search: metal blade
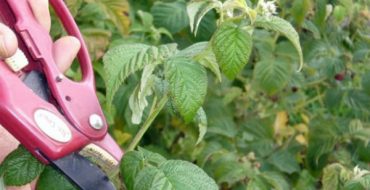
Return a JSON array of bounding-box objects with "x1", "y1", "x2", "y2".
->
[
  {"x1": 49, "y1": 153, "x2": 116, "y2": 190},
  {"x1": 23, "y1": 71, "x2": 50, "y2": 100}
]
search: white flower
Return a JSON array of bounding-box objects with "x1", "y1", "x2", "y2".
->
[
  {"x1": 259, "y1": 0, "x2": 277, "y2": 17},
  {"x1": 353, "y1": 165, "x2": 370, "y2": 179}
]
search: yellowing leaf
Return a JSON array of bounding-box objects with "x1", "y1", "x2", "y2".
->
[
  {"x1": 113, "y1": 130, "x2": 132, "y2": 146},
  {"x1": 81, "y1": 28, "x2": 111, "y2": 60},
  {"x1": 296, "y1": 134, "x2": 308, "y2": 146},
  {"x1": 274, "y1": 111, "x2": 289, "y2": 136},
  {"x1": 295, "y1": 124, "x2": 309, "y2": 134},
  {"x1": 87, "y1": 0, "x2": 131, "y2": 35},
  {"x1": 274, "y1": 111, "x2": 294, "y2": 145},
  {"x1": 301, "y1": 113, "x2": 310, "y2": 124}
]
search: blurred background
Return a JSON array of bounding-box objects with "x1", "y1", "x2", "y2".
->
[{"x1": 53, "y1": 0, "x2": 370, "y2": 189}]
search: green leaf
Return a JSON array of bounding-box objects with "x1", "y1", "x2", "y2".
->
[
  {"x1": 302, "y1": 20, "x2": 321, "y2": 39},
  {"x1": 158, "y1": 44, "x2": 179, "y2": 59},
  {"x1": 322, "y1": 163, "x2": 351, "y2": 190},
  {"x1": 158, "y1": 160, "x2": 218, "y2": 190},
  {"x1": 176, "y1": 42, "x2": 222, "y2": 82},
  {"x1": 291, "y1": 0, "x2": 312, "y2": 26},
  {"x1": 137, "y1": 10, "x2": 154, "y2": 29},
  {"x1": 206, "y1": 98, "x2": 237, "y2": 138},
  {"x1": 129, "y1": 64, "x2": 156, "y2": 124},
  {"x1": 104, "y1": 43, "x2": 177, "y2": 109},
  {"x1": 194, "y1": 108, "x2": 208, "y2": 144},
  {"x1": 241, "y1": 119, "x2": 275, "y2": 157},
  {"x1": 151, "y1": 1, "x2": 189, "y2": 33},
  {"x1": 362, "y1": 72, "x2": 370, "y2": 95},
  {"x1": 123, "y1": 149, "x2": 217, "y2": 190},
  {"x1": 121, "y1": 149, "x2": 167, "y2": 190},
  {"x1": 254, "y1": 59, "x2": 292, "y2": 95},
  {"x1": 103, "y1": 44, "x2": 150, "y2": 108},
  {"x1": 307, "y1": 117, "x2": 339, "y2": 169},
  {"x1": 165, "y1": 57, "x2": 208, "y2": 122},
  {"x1": 196, "y1": 142, "x2": 224, "y2": 167},
  {"x1": 212, "y1": 22, "x2": 253, "y2": 79},
  {"x1": 208, "y1": 152, "x2": 252, "y2": 186},
  {"x1": 133, "y1": 166, "x2": 172, "y2": 190},
  {"x1": 187, "y1": 0, "x2": 222, "y2": 35},
  {"x1": 254, "y1": 16, "x2": 304, "y2": 71},
  {"x1": 333, "y1": 5, "x2": 347, "y2": 23},
  {"x1": 344, "y1": 175, "x2": 370, "y2": 190},
  {"x1": 222, "y1": 87, "x2": 242, "y2": 105},
  {"x1": 325, "y1": 89, "x2": 344, "y2": 110},
  {"x1": 262, "y1": 172, "x2": 290, "y2": 190},
  {"x1": 1, "y1": 146, "x2": 44, "y2": 186},
  {"x1": 65, "y1": 0, "x2": 83, "y2": 17},
  {"x1": 267, "y1": 150, "x2": 300, "y2": 174},
  {"x1": 345, "y1": 90, "x2": 370, "y2": 112},
  {"x1": 313, "y1": 0, "x2": 329, "y2": 28},
  {"x1": 194, "y1": 10, "x2": 218, "y2": 41},
  {"x1": 195, "y1": 47, "x2": 222, "y2": 82},
  {"x1": 247, "y1": 176, "x2": 270, "y2": 190},
  {"x1": 36, "y1": 166, "x2": 77, "y2": 190},
  {"x1": 176, "y1": 42, "x2": 208, "y2": 58},
  {"x1": 294, "y1": 170, "x2": 317, "y2": 190}
]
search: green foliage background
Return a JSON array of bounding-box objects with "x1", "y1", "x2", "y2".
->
[
  {"x1": 70, "y1": 0, "x2": 370, "y2": 189},
  {"x1": 1, "y1": 0, "x2": 370, "y2": 189}
]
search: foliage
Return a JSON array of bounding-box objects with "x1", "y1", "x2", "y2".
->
[
  {"x1": 1, "y1": 0, "x2": 370, "y2": 189},
  {"x1": 0, "y1": 146, "x2": 44, "y2": 186},
  {"x1": 121, "y1": 147, "x2": 218, "y2": 190}
]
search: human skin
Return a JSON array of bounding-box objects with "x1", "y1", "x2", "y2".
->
[{"x1": 0, "y1": 0, "x2": 80, "y2": 189}]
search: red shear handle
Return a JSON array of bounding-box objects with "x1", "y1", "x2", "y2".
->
[
  {"x1": 50, "y1": 0, "x2": 93, "y2": 81},
  {"x1": 6, "y1": 0, "x2": 107, "y2": 140}
]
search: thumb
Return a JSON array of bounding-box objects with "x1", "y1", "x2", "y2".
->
[
  {"x1": 53, "y1": 36, "x2": 81, "y2": 73},
  {"x1": 0, "y1": 23, "x2": 18, "y2": 58}
]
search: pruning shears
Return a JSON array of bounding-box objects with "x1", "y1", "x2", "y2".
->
[{"x1": 0, "y1": 0, "x2": 123, "y2": 189}]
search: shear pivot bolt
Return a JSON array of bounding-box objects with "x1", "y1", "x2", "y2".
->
[
  {"x1": 56, "y1": 74, "x2": 64, "y2": 82},
  {"x1": 89, "y1": 114, "x2": 104, "y2": 130}
]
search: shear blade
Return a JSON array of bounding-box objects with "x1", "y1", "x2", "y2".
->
[{"x1": 50, "y1": 153, "x2": 116, "y2": 190}]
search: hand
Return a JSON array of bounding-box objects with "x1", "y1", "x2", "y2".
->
[{"x1": 0, "y1": 0, "x2": 81, "y2": 189}]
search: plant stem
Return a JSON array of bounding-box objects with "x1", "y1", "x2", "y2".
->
[
  {"x1": 127, "y1": 95, "x2": 168, "y2": 151},
  {"x1": 293, "y1": 94, "x2": 325, "y2": 111}
]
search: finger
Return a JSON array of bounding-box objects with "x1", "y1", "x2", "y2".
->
[
  {"x1": 0, "y1": 126, "x2": 19, "y2": 163},
  {"x1": 0, "y1": 23, "x2": 18, "y2": 58},
  {"x1": 28, "y1": 0, "x2": 51, "y2": 32},
  {"x1": 53, "y1": 36, "x2": 81, "y2": 73},
  {"x1": 0, "y1": 126, "x2": 32, "y2": 190}
]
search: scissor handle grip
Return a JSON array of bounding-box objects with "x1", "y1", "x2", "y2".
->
[
  {"x1": 50, "y1": 0, "x2": 93, "y2": 81},
  {"x1": 5, "y1": 0, "x2": 107, "y2": 140}
]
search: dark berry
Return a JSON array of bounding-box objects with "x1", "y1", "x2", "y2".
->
[
  {"x1": 292, "y1": 86, "x2": 299, "y2": 93},
  {"x1": 335, "y1": 73, "x2": 345, "y2": 81},
  {"x1": 270, "y1": 95, "x2": 279, "y2": 102}
]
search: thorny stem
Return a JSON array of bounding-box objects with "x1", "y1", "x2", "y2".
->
[{"x1": 127, "y1": 95, "x2": 169, "y2": 151}]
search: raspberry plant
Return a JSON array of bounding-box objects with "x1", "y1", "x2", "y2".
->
[{"x1": 1, "y1": 0, "x2": 370, "y2": 189}]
